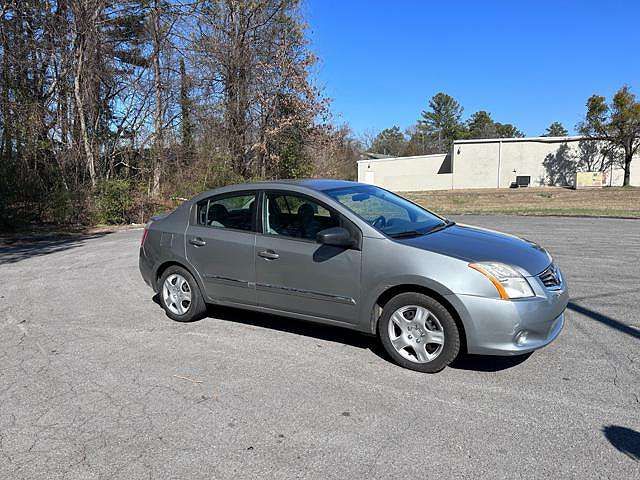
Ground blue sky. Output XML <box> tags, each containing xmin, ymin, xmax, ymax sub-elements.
<box><xmin>305</xmin><ymin>0</ymin><xmax>640</xmax><ymax>138</ymax></box>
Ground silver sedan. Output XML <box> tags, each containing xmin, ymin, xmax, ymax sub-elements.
<box><xmin>139</xmin><ymin>180</ymin><xmax>568</xmax><ymax>373</ymax></box>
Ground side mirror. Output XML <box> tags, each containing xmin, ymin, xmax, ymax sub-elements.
<box><xmin>316</xmin><ymin>227</ymin><xmax>354</xmax><ymax>248</ymax></box>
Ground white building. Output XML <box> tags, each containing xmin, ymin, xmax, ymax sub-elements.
<box><xmin>357</xmin><ymin>136</ymin><xmax>639</xmax><ymax>191</ymax></box>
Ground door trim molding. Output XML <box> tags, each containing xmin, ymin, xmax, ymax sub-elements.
<box><xmin>255</xmin><ymin>282</ymin><xmax>356</xmax><ymax>305</ymax></box>
<box><xmin>203</xmin><ymin>274</ymin><xmax>250</xmax><ymax>288</ymax></box>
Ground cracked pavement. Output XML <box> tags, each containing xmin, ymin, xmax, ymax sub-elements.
<box><xmin>0</xmin><ymin>215</ymin><xmax>638</xmax><ymax>479</ymax></box>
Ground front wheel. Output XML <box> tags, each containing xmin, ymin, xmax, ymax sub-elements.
<box><xmin>158</xmin><ymin>266</ymin><xmax>207</xmax><ymax>322</ymax></box>
<box><xmin>378</xmin><ymin>292</ymin><xmax>460</xmax><ymax>373</ymax></box>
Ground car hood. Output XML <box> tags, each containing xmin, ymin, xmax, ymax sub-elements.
<box><xmin>396</xmin><ymin>223</ymin><xmax>552</xmax><ymax>276</ymax></box>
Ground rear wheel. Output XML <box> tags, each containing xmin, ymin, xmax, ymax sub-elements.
<box><xmin>159</xmin><ymin>266</ymin><xmax>206</xmax><ymax>322</ymax></box>
<box><xmin>378</xmin><ymin>292</ymin><xmax>460</xmax><ymax>373</ymax></box>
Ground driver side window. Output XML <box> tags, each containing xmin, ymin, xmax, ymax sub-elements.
<box><xmin>264</xmin><ymin>192</ymin><xmax>339</xmax><ymax>241</ymax></box>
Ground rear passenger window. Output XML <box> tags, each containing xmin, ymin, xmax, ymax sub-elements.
<box><xmin>196</xmin><ymin>193</ymin><xmax>257</xmax><ymax>232</ymax></box>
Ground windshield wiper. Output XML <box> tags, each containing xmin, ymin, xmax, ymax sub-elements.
<box><xmin>388</xmin><ymin>230</ymin><xmax>426</xmax><ymax>238</ymax></box>
<box><xmin>388</xmin><ymin>220</ymin><xmax>455</xmax><ymax>239</ymax></box>
<box><xmin>424</xmin><ymin>219</ymin><xmax>455</xmax><ymax>234</ymax></box>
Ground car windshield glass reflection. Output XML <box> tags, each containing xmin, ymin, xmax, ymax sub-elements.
<box><xmin>324</xmin><ymin>185</ymin><xmax>445</xmax><ymax>236</ymax></box>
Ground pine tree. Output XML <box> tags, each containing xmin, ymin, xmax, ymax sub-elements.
<box><xmin>370</xmin><ymin>126</ymin><xmax>406</xmax><ymax>156</ymax></box>
<box><xmin>543</xmin><ymin>122</ymin><xmax>569</xmax><ymax>137</ymax></box>
<box><xmin>417</xmin><ymin>93</ymin><xmax>464</xmax><ymax>152</ymax></box>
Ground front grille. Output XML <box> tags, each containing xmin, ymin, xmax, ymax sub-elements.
<box><xmin>539</xmin><ymin>264</ymin><xmax>562</xmax><ymax>288</ymax></box>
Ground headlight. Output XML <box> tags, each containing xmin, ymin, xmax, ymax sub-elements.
<box><xmin>469</xmin><ymin>262</ymin><xmax>535</xmax><ymax>300</ymax></box>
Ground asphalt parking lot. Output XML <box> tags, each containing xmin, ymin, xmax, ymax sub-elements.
<box><xmin>1</xmin><ymin>215</ymin><xmax>638</xmax><ymax>479</ymax></box>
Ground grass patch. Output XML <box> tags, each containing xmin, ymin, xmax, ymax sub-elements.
<box><xmin>404</xmin><ymin>187</ymin><xmax>640</xmax><ymax>218</ymax></box>
<box><xmin>536</xmin><ymin>192</ymin><xmax>553</xmax><ymax>199</ymax></box>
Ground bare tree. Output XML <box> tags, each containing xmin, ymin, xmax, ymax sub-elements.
<box><xmin>194</xmin><ymin>0</ymin><xmax>325</xmax><ymax>178</ymax></box>
<box><xmin>0</xmin><ymin>0</ymin><xmax>354</xmax><ymax>229</ymax></box>
<box><xmin>70</xmin><ymin>0</ymin><xmax>102</xmax><ymax>186</ymax></box>
<box><xmin>149</xmin><ymin>0</ymin><xmax>164</xmax><ymax>197</ymax></box>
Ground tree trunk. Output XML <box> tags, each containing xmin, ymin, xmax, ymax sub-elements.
<box><xmin>623</xmin><ymin>149</ymin><xmax>632</xmax><ymax>186</ymax></box>
<box><xmin>179</xmin><ymin>57</ymin><xmax>193</xmax><ymax>161</ymax></box>
<box><xmin>151</xmin><ymin>0</ymin><xmax>163</xmax><ymax>198</ymax></box>
<box><xmin>73</xmin><ymin>40</ymin><xmax>96</xmax><ymax>187</ymax></box>
<box><xmin>1</xmin><ymin>42</ymin><xmax>11</xmax><ymax>163</ymax></box>
<box><xmin>224</xmin><ymin>4</ymin><xmax>250</xmax><ymax>178</ymax></box>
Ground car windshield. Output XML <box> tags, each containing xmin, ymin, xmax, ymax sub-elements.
<box><xmin>324</xmin><ymin>185</ymin><xmax>446</xmax><ymax>237</ymax></box>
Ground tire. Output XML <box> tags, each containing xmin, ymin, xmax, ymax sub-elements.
<box><xmin>158</xmin><ymin>265</ymin><xmax>207</xmax><ymax>322</ymax></box>
<box><xmin>378</xmin><ymin>292</ymin><xmax>460</xmax><ymax>373</ymax></box>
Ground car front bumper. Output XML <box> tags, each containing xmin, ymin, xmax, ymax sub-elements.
<box><xmin>447</xmin><ymin>277</ymin><xmax>569</xmax><ymax>356</ymax></box>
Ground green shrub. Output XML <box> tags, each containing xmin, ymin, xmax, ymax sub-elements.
<box><xmin>93</xmin><ymin>179</ymin><xmax>134</xmax><ymax>224</ymax></box>
<box><xmin>203</xmin><ymin>161</ymin><xmax>246</xmax><ymax>190</ymax></box>
<box><xmin>49</xmin><ymin>187</ymin><xmax>75</xmax><ymax>224</ymax></box>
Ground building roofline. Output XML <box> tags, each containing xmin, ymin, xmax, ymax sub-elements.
<box><xmin>454</xmin><ymin>135</ymin><xmax>584</xmax><ymax>145</ymax></box>
<box><xmin>360</xmin><ymin>152</ymin><xmax>393</xmax><ymax>159</ymax></box>
<box><xmin>357</xmin><ymin>153</ymin><xmax>448</xmax><ymax>164</ymax></box>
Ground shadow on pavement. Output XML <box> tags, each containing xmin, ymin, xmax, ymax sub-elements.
<box><xmin>208</xmin><ymin>304</ymin><xmax>380</xmax><ymax>350</ymax></box>
<box><xmin>0</xmin><ymin>232</ymin><xmax>111</xmax><ymax>266</ymax></box>
<box><xmin>568</xmin><ymin>302</ymin><xmax>640</xmax><ymax>340</ymax></box>
<box><xmin>450</xmin><ymin>352</ymin><xmax>532</xmax><ymax>372</ymax></box>
<box><xmin>152</xmin><ymin>293</ymin><xmax>376</xmax><ymax>349</ymax></box>
<box><xmin>602</xmin><ymin>425</ymin><xmax>640</xmax><ymax>461</ymax></box>
<box><xmin>570</xmin><ymin>289</ymin><xmax>639</xmax><ymax>302</ymax></box>
<box><xmin>152</xmin><ymin>296</ymin><xmax>531</xmax><ymax>372</ymax></box>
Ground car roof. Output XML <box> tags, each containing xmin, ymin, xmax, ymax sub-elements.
<box><xmin>191</xmin><ymin>179</ymin><xmax>362</xmax><ymax>202</ymax></box>
<box><xmin>236</xmin><ymin>178</ymin><xmax>360</xmax><ymax>191</ymax></box>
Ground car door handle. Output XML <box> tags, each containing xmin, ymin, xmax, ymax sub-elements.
<box><xmin>189</xmin><ymin>237</ymin><xmax>206</xmax><ymax>247</ymax></box>
<box><xmin>258</xmin><ymin>250</ymin><xmax>279</xmax><ymax>260</ymax></box>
